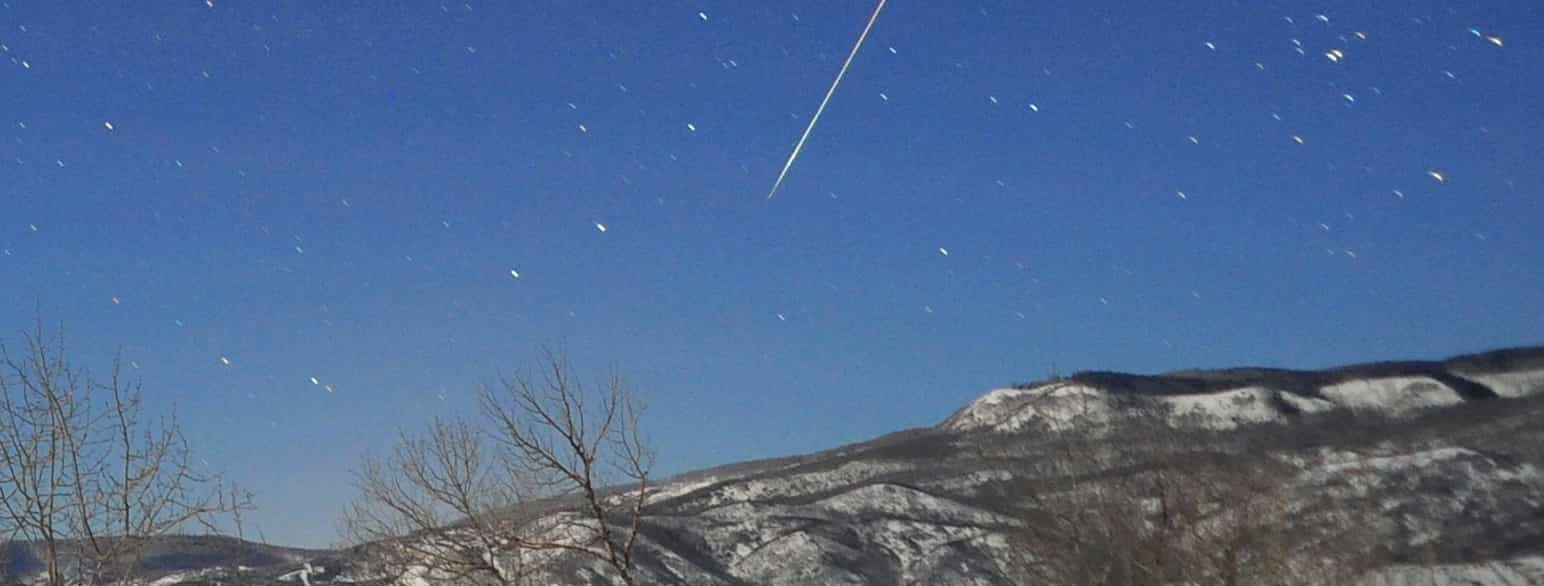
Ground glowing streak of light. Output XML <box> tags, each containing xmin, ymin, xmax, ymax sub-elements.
<box><xmin>766</xmin><ymin>0</ymin><xmax>889</xmax><ymax>200</ymax></box>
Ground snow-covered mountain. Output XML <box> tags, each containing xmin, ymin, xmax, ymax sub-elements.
<box><xmin>11</xmin><ymin>346</ymin><xmax>1543</xmax><ymax>585</ymax></box>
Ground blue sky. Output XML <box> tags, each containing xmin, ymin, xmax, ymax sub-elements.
<box><xmin>3</xmin><ymin>1</ymin><xmax>1541</xmax><ymax>547</ymax></box>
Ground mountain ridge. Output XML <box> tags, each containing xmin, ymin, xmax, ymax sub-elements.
<box><xmin>945</xmin><ymin>345</ymin><xmax>1544</xmax><ymax>434</ymax></box>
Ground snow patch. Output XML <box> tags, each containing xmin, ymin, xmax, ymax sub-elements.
<box><xmin>1453</xmin><ymin>368</ymin><xmax>1544</xmax><ymax>398</ymax></box>
<box><xmin>1315</xmin><ymin>446</ymin><xmax>1478</xmax><ymax>476</ymax></box>
<box><xmin>700</xmin><ymin>460</ymin><xmax>911</xmax><ymax>508</ymax></box>
<box><xmin>920</xmin><ymin>469</ymin><xmax>1015</xmax><ymax>495</ymax></box>
<box><xmin>277</xmin><ymin>563</ymin><xmax>324</xmax><ymax>584</ymax></box>
<box><xmin>865</xmin><ymin>519</ymin><xmax>1000</xmax><ymax>584</ymax></box>
<box><xmin>815</xmin><ymin>483</ymin><xmax>1008</xmax><ymax>527</ymax></box>
<box><xmin>1161</xmin><ymin>387</ymin><xmax>1281</xmax><ymax>429</ymax></box>
<box><xmin>149</xmin><ymin>572</ymin><xmax>195</xmax><ymax>586</ymax></box>
<box><xmin>730</xmin><ymin>531</ymin><xmax>863</xmax><ymax>586</ymax></box>
<box><xmin>972</xmin><ymin>387</ymin><xmax>1033</xmax><ymax>408</ymax></box>
<box><xmin>645</xmin><ymin>476</ymin><xmax>721</xmax><ymax>504</ymax></box>
<box><xmin>1277</xmin><ymin>391</ymin><xmax>1337</xmax><ymax>414</ymax></box>
<box><xmin>1317</xmin><ymin>376</ymin><xmax>1462</xmax><ymax>415</ymax></box>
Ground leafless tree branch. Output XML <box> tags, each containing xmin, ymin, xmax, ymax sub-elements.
<box><xmin>344</xmin><ymin>346</ymin><xmax>654</xmax><ymax>585</ymax></box>
<box><xmin>0</xmin><ymin>319</ymin><xmax>253</xmax><ymax>586</ymax></box>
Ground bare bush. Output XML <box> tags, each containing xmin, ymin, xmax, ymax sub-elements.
<box><xmin>0</xmin><ymin>320</ymin><xmax>252</xmax><ymax>586</ymax></box>
<box><xmin>344</xmin><ymin>348</ymin><xmax>654</xmax><ymax>586</ymax></box>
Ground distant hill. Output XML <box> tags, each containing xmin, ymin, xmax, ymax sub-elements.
<box><xmin>1</xmin><ymin>535</ymin><xmax>324</xmax><ymax>585</ymax></box>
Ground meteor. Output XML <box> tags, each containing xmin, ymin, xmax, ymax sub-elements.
<box><xmin>767</xmin><ymin>0</ymin><xmax>889</xmax><ymax>200</ymax></box>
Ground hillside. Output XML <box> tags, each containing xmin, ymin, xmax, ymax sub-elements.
<box><xmin>7</xmin><ymin>346</ymin><xmax>1543</xmax><ymax>585</ymax></box>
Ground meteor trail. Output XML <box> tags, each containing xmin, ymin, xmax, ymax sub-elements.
<box><xmin>767</xmin><ymin>0</ymin><xmax>889</xmax><ymax>200</ymax></box>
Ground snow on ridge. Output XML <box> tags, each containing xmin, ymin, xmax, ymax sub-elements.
<box><xmin>950</xmin><ymin>372</ymin><xmax>1505</xmax><ymax>434</ymax></box>
<box><xmin>643</xmin><ymin>476</ymin><xmax>721</xmax><ymax>505</ymax></box>
<box><xmin>972</xmin><ymin>387</ymin><xmax>1034</xmax><ymax>407</ymax></box>
<box><xmin>942</xmin><ymin>388</ymin><xmax>1022</xmax><ymax>432</ymax></box>
<box><xmin>1317</xmin><ymin>376</ymin><xmax>1462</xmax><ymax>415</ymax></box>
<box><xmin>945</xmin><ymin>383</ymin><xmax>1110</xmax><ymax>433</ymax></box>
<box><xmin>948</xmin><ymin>382</ymin><xmax>1287</xmax><ymax>434</ymax></box>
<box><xmin>1452</xmin><ymin>368</ymin><xmax>1544</xmax><ymax>398</ymax></box>
<box><xmin>944</xmin><ymin>387</ymin><xmax>1036</xmax><ymax>431</ymax></box>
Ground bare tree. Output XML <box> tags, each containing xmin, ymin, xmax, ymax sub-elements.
<box><xmin>0</xmin><ymin>324</ymin><xmax>83</xmax><ymax>585</ymax></box>
<box><xmin>0</xmin><ymin>320</ymin><xmax>252</xmax><ymax>586</ymax></box>
<box><xmin>344</xmin><ymin>347</ymin><xmax>655</xmax><ymax>586</ymax></box>
<box><xmin>343</xmin><ymin>417</ymin><xmax>529</xmax><ymax>585</ymax></box>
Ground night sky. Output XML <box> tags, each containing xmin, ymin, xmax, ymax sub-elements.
<box><xmin>3</xmin><ymin>1</ymin><xmax>1541</xmax><ymax>547</ymax></box>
